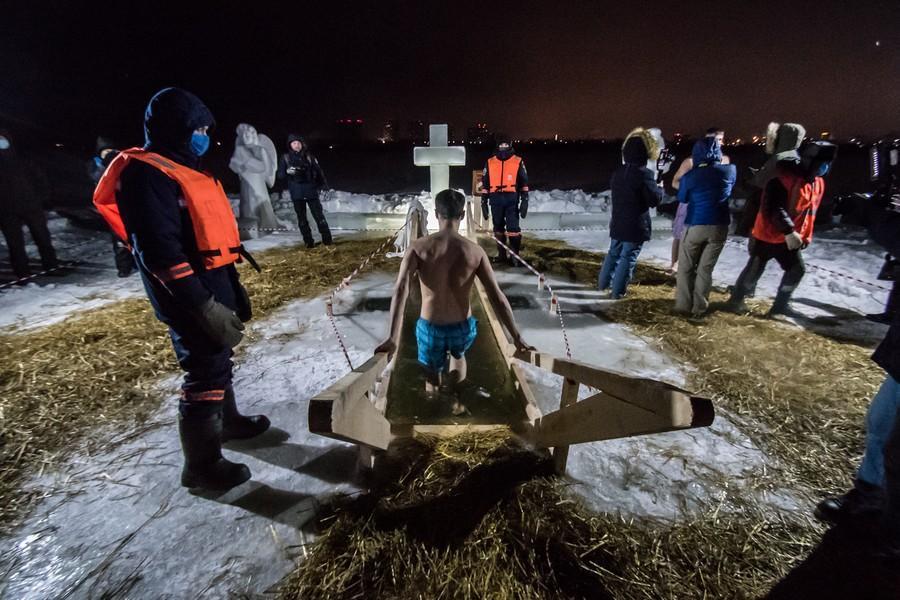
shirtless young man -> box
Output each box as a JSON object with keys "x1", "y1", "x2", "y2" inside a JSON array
[{"x1": 375, "y1": 189, "x2": 533, "y2": 399}]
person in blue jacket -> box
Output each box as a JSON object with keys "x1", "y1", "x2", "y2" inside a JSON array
[
  {"x1": 598, "y1": 128, "x2": 663, "y2": 298},
  {"x1": 110, "y1": 88, "x2": 270, "y2": 490},
  {"x1": 673, "y1": 137, "x2": 737, "y2": 317}
]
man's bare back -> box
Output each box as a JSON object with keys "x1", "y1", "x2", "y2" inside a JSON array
[
  {"x1": 410, "y1": 229, "x2": 484, "y2": 324},
  {"x1": 374, "y1": 188, "x2": 533, "y2": 398}
]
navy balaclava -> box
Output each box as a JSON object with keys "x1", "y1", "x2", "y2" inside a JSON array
[{"x1": 143, "y1": 87, "x2": 215, "y2": 167}]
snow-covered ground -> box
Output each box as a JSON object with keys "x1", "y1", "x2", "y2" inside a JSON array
[
  {"x1": 0, "y1": 215, "x2": 332, "y2": 332},
  {"x1": 276, "y1": 188, "x2": 611, "y2": 216},
  {"x1": 0, "y1": 189, "x2": 889, "y2": 596},
  {"x1": 1, "y1": 269, "x2": 797, "y2": 598},
  {"x1": 533, "y1": 217, "x2": 892, "y2": 344},
  {"x1": 2, "y1": 191, "x2": 888, "y2": 336}
]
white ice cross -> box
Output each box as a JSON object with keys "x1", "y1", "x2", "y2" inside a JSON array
[{"x1": 413, "y1": 124, "x2": 466, "y2": 196}]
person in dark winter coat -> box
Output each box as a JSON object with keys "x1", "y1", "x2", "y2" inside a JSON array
[
  {"x1": 95, "y1": 87, "x2": 270, "y2": 491},
  {"x1": 88, "y1": 138, "x2": 135, "y2": 277},
  {"x1": 0, "y1": 130, "x2": 59, "y2": 280},
  {"x1": 598, "y1": 128, "x2": 663, "y2": 298},
  {"x1": 481, "y1": 135, "x2": 529, "y2": 264},
  {"x1": 277, "y1": 134, "x2": 332, "y2": 248},
  {"x1": 674, "y1": 137, "x2": 736, "y2": 316}
]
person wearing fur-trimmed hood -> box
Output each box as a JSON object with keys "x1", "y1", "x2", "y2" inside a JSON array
[
  {"x1": 736, "y1": 122, "x2": 805, "y2": 238},
  {"x1": 597, "y1": 128, "x2": 663, "y2": 298},
  {"x1": 727, "y1": 138, "x2": 837, "y2": 317}
]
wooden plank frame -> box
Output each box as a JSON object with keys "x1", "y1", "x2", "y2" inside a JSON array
[{"x1": 307, "y1": 196, "x2": 715, "y2": 474}]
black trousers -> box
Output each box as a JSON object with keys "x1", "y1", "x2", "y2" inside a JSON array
[
  {"x1": 0, "y1": 210, "x2": 58, "y2": 277},
  {"x1": 139, "y1": 268, "x2": 238, "y2": 419},
  {"x1": 731, "y1": 238, "x2": 805, "y2": 305},
  {"x1": 489, "y1": 194, "x2": 521, "y2": 257},
  {"x1": 292, "y1": 197, "x2": 332, "y2": 245}
]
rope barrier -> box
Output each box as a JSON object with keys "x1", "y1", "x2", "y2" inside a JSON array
[
  {"x1": 0, "y1": 232, "x2": 117, "y2": 290},
  {"x1": 0, "y1": 243, "x2": 119, "y2": 290},
  {"x1": 325, "y1": 216, "x2": 413, "y2": 369},
  {"x1": 724, "y1": 237, "x2": 891, "y2": 293},
  {"x1": 476, "y1": 226, "x2": 574, "y2": 360}
]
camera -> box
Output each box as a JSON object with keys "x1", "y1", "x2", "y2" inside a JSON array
[{"x1": 656, "y1": 147, "x2": 676, "y2": 182}]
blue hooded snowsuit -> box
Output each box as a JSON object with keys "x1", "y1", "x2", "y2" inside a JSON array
[{"x1": 677, "y1": 138, "x2": 736, "y2": 226}]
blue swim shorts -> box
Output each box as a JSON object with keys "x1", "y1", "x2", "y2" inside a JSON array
[{"x1": 415, "y1": 316, "x2": 478, "y2": 373}]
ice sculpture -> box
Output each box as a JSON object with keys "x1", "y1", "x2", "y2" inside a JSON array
[
  {"x1": 229, "y1": 123, "x2": 279, "y2": 238},
  {"x1": 390, "y1": 198, "x2": 429, "y2": 257}
]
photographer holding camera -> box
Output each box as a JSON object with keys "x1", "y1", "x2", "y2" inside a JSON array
[{"x1": 278, "y1": 134, "x2": 333, "y2": 249}]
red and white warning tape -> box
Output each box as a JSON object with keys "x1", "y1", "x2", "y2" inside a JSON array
[
  {"x1": 325, "y1": 216, "x2": 413, "y2": 369},
  {"x1": 724, "y1": 237, "x2": 891, "y2": 294}
]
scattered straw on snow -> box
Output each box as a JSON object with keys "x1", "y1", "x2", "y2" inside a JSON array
[
  {"x1": 276, "y1": 238, "x2": 885, "y2": 599},
  {"x1": 0, "y1": 236, "x2": 392, "y2": 531}
]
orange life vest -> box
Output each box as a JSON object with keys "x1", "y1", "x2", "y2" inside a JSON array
[
  {"x1": 752, "y1": 173, "x2": 824, "y2": 245},
  {"x1": 486, "y1": 155, "x2": 524, "y2": 193},
  {"x1": 93, "y1": 148, "x2": 242, "y2": 271}
]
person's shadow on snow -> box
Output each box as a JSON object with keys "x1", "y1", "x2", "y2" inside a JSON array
[
  {"x1": 224, "y1": 428, "x2": 360, "y2": 484},
  {"x1": 765, "y1": 514, "x2": 900, "y2": 600},
  {"x1": 192, "y1": 481, "x2": 319, "y2": 529}
]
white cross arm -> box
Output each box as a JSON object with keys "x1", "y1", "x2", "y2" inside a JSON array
[{"x1": 413, "y1": 146, "x2": 466, "y2": 167}]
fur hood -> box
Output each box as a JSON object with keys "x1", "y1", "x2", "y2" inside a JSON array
[
  {"x1": 622, "y1": 127, "x2": 661, "y2": 163},
  {"x1": 765, "y1": 122, "x2": 806, "y2": 159}
]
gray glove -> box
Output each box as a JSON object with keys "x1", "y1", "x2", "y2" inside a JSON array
[
  {"x1": 785, "y1": 231, "x2": 803, "y2": 251},
  {"x1": 197, "y1": 297, "x2": 244, "y2": 348}
]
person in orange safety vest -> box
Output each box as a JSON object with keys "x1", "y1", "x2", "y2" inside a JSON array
[
  {"x1": 728, "y1": 141, "x2": 837, "y2": 317},
  {"x1": 481, "y1": 135, "x2": 529, "y2": 265},
  {"x1": 93, "y1": 88, "x2": 269, "y2": 491}
]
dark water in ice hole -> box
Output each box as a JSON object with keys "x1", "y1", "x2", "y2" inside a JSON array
[{"x1": 364, "y1": 290, "x2": 528, "y2": 426}]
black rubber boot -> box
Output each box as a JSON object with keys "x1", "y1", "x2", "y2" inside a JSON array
[
  {"x1": 221, "y1": 386, "x2": 271, "y2": 442},
  {"x1": 724, "y1": 294, "x2": 749, "y2": 314},
  {"x1": 767, "y1": 290, "x2": 802, "y2": 318},
  {"x1": 179, "y1": 413, "x2": 251, "y2": 490},
  {"x1": 814, "y1": 480, "x2": 884, "y2": 525},
  {"x1": 508, "y1": 235, "x2": 522, "y2": 266},
  {"x1": 493, "y1": 234, "x2": 507, "y2": 264}
]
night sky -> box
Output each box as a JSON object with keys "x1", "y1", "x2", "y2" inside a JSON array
[{"x1": 2, "y1": 1, "x2": 898, "y2": 146}]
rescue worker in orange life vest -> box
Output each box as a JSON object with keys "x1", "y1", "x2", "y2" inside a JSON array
[
  {"x1": 481, "y1": 135, "x2": 529, "y2": 265},
  {"x1": 93, "y1": 88, "x2": 269, "y2": 491},
  {"x1": 727, "y1": 141, "x2": 837, "y2": 318}
]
